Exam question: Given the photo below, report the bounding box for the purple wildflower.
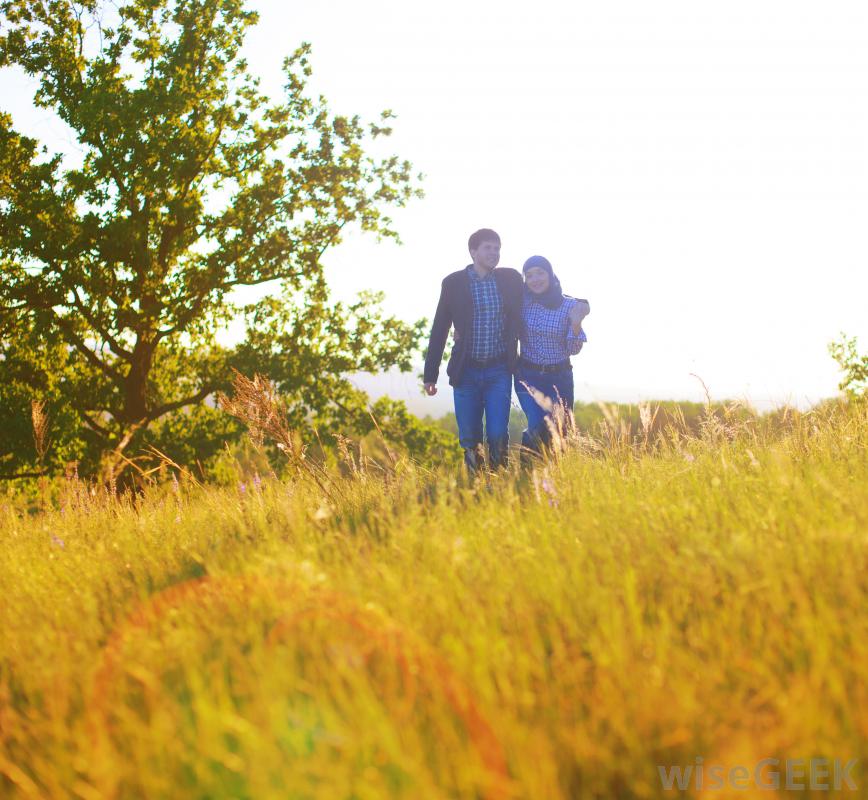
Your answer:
[541,477,559,508]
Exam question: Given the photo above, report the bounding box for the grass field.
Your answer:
[1,399,866,799]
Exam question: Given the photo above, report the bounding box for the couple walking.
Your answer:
[423,228,590,471]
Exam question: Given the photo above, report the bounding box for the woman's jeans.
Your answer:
[453,364,512,469]
[514,364,574,451]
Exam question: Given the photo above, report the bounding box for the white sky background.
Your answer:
[242,0,868,411]
[3,1,868,413]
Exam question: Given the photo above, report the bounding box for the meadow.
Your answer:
[1,398,866,799]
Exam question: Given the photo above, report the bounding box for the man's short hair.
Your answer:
[468,228,501,252]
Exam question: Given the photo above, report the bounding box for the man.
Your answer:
[423,228,523,472]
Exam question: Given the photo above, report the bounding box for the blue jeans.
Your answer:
[453,364,512,468]
[514,364,574,451]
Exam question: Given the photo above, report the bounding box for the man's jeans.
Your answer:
[514,364,574,451]
[453,364,511,469]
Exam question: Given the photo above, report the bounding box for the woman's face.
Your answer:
[524,266,550,294]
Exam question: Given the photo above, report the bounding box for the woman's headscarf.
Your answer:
[522,255,564,310]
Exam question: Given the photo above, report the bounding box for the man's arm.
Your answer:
[566,299,590,354]
[423,280,453,392]
[568,299,590,335]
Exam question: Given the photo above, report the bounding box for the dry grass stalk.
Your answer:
[30,399,49,464]
[142,446,202,489]
[595,401,633,453]
[689,373,747,444]
[334,433,358,475]
[218,371,299,454]
[637,401,660,449]
[366,410,399,469]
[218,370,336,499]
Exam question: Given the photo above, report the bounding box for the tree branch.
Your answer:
[218,269,306,291]
[156,289,211,338]
[114,418,146,456]
[0,470,49,480]
[154,265,305,339]
[71,287,133,359]
[147,386,215,422]
[58,45,138,216]
[78,409,113,438]
[54,315,125,384]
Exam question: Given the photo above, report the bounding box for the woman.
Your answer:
[515,255,590,453]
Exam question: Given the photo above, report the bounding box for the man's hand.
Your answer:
[424,383,438,396]
[568,300,589,334]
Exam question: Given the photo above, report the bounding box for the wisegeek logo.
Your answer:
[657,757,858,792]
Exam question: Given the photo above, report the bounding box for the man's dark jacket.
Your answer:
[423,266,524,387]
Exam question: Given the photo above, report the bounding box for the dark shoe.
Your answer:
[463,446,485,474]
[488,437,509,471]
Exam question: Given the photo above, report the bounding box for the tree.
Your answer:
[0,0,423,479]
[359,397,461,467]
[828,334,868,398]
[0,310,93,478]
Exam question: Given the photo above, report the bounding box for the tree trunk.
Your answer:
[122,336,156,424]
[100,420,147,487]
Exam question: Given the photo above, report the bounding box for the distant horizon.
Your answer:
[349,364,839,420]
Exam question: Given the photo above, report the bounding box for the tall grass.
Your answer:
[1,399,866,798]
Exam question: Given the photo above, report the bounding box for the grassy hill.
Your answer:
[1,399,866,798]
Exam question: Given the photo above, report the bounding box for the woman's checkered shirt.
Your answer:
[520,295,587,365]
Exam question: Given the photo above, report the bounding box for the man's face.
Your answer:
[524,266,550,294]
[470,239,501,272]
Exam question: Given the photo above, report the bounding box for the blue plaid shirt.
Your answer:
[520,295,587,365]
[467,266,506,360]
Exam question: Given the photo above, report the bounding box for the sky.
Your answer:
[3,0,867,415]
